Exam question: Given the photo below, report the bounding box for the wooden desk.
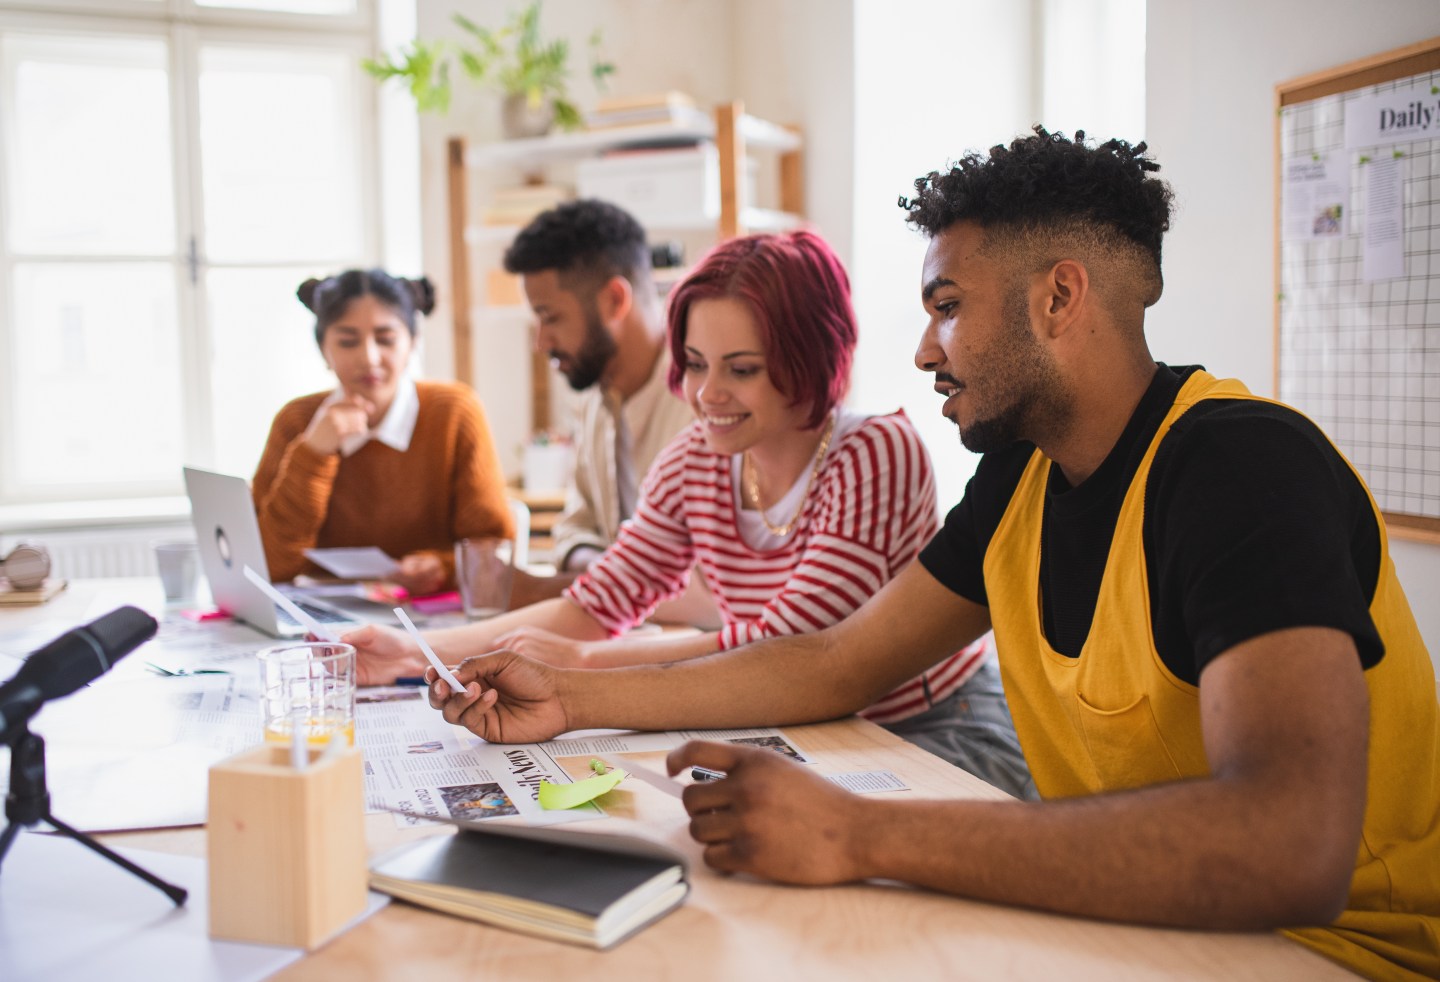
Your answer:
[3,583,1350,980]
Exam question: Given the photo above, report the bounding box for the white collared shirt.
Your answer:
[313,376,419,457]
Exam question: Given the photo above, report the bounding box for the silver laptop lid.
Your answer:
[183,466,303,637]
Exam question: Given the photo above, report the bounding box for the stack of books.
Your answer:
[484,183,572,226]
[370,819,689,949]
[584,91,709,132]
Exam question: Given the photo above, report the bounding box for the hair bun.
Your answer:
[296,277,323,312]
[406,276,437,316]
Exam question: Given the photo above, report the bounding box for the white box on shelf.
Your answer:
[522,442,574,493]
[576,144,756,229]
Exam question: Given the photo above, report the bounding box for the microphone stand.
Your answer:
[0,724,187,905]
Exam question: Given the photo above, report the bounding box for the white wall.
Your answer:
[849,0,1038,511]
[732,0,855,273]
[414,0,737,469]
[1145,0,1440,666]
[414,0,858,476]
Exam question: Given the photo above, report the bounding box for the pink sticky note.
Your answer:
[410,591,462,614]
[180,608,230,623]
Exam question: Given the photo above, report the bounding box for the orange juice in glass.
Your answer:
[257,641,356,747]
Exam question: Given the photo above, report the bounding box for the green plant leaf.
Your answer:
[373,2,612,121]
[361,39,454,114]
[517,1,542,48]
[457,49,487,81]
[552,98,583,132]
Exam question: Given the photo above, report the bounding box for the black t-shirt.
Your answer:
[919,364,1384,685]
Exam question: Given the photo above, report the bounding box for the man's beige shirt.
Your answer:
[552,347,694,567]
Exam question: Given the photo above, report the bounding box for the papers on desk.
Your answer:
[542,728,812,763]
[358,692,814,829]
[356,686,603,829]
[0,606,820,834]
[23,673,259,830]
[0,832,388,982]
[303,547,400,580]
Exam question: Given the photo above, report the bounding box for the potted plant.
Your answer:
[363,1,614,137]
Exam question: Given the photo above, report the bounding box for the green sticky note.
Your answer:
[537,769,627,809]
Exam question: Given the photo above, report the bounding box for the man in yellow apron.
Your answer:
[412,127,1438,981]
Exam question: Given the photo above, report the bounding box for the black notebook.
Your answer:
[369,820,689,949]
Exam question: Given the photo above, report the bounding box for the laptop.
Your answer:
[182,466,365,638]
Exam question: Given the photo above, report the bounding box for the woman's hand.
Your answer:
[303,394,373,455]
[425,650,570,743]
[393,552,446,596]
[342,622,428,686]
[491,625,595,669]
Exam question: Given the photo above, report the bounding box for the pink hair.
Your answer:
[666,229,856,430]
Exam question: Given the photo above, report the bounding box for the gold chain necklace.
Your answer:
[743,413,837,537]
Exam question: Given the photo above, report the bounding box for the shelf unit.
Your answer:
[446,101,804,436]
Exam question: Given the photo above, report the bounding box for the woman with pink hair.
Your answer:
[349,230,1031,797]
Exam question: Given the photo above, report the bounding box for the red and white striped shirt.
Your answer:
[565,410,986,724]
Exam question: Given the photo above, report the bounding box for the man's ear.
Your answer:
[1036,259,1089,339]
[594,274,633,326]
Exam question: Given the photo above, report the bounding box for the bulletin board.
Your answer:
[1275,36,1440,544]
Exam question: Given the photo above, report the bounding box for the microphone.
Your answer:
[0,605,157,743]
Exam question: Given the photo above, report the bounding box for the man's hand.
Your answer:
[393,552,445,596]
[425,649,570,743]
[343,622,427,686]
[303,394,373,455]
[667,741,870,885]
[491,625,593,668]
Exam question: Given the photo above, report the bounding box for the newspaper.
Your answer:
[354,686,603,829]
[0,613,806,831]
[352,687,808,829]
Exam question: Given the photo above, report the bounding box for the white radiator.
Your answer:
[2,524,194,580]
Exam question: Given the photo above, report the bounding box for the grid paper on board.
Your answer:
[1278,68,1440,522]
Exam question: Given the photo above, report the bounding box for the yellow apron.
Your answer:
[983,370,1439,980]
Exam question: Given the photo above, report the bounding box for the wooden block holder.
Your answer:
[207,744,368,950]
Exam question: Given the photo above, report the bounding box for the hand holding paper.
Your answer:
[667,740,866,885]
[303,547,400,580]
[425,650,569,745]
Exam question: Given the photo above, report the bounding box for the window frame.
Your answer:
[0,0,384,506]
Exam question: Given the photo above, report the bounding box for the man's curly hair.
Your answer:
[900,127,1173,304]
[503,199,651,294]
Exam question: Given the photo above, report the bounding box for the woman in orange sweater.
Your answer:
[253,269,513,595]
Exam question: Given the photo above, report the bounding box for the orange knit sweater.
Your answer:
[252,380,514,589]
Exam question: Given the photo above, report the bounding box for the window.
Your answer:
[0,0,382,505]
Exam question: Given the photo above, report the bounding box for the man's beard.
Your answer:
[957,400,1032,454]
[556,307,617,391]
[954,284,1066,455]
